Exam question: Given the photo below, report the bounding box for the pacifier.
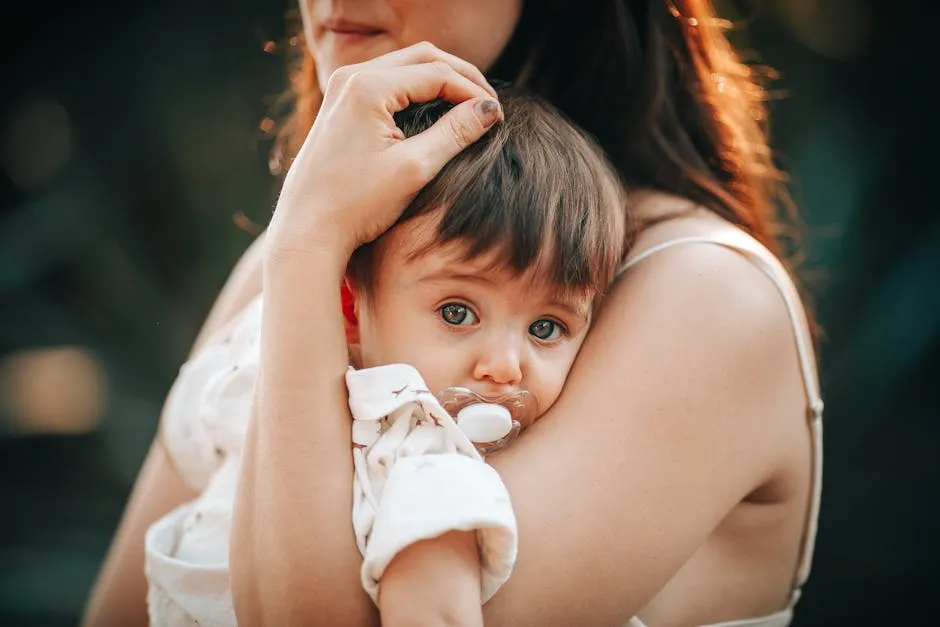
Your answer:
[436,387,538,455]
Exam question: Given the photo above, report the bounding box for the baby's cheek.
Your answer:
[535,349,582,417]
[400,352,459,397]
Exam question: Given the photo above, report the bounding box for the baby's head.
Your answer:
[345,85,626,427]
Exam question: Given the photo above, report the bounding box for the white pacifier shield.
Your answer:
[456,403,513,443]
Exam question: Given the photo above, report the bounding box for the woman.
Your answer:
[83,1,823,626]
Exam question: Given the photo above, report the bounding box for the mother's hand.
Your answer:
[266,42,502,262]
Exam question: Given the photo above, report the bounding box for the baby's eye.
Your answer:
[440,303,478,326]
[529,319,564,341]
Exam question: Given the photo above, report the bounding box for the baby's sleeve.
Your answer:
[348,364,518,605]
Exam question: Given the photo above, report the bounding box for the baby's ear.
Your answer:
[342,276,360,345]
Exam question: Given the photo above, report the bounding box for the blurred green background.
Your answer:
[1,1,937,625]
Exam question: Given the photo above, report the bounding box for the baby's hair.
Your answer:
[348,84,627,302]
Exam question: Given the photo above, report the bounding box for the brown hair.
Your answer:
[346,85,627,303]
[273,1,795,261]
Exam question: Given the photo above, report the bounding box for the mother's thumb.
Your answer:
[402,98,502,180]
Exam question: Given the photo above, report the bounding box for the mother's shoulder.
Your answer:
[624,200,800,305]
[608,209,806,384]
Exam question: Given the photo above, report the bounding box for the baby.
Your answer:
[144,86,627,625]
[343,86,627,605]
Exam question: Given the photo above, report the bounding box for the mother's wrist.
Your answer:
[263,227,355,280]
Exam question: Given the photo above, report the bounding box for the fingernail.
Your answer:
[475,99,502,128]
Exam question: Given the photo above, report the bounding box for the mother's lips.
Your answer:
[324,19,383,36]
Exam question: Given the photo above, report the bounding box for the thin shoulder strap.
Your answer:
[618,231,823,588]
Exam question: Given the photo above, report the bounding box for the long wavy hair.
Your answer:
[271,0,799,264]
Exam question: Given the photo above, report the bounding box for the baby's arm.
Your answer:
[380,531,484,627]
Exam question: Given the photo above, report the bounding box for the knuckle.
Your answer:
[344,69,364,88]
[413,41,438,57]
[326,65,353,90]
[448,114,476,149]
[343,69,373,94]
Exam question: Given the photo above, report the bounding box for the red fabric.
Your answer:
[341,282,357,324]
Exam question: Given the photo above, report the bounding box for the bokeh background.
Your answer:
[2,0,937,625]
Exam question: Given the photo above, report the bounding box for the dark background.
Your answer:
[1,1,937,625]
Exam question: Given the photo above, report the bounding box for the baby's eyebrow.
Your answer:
[417,268,497,286]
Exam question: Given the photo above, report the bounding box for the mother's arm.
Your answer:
[481,238,799,624]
